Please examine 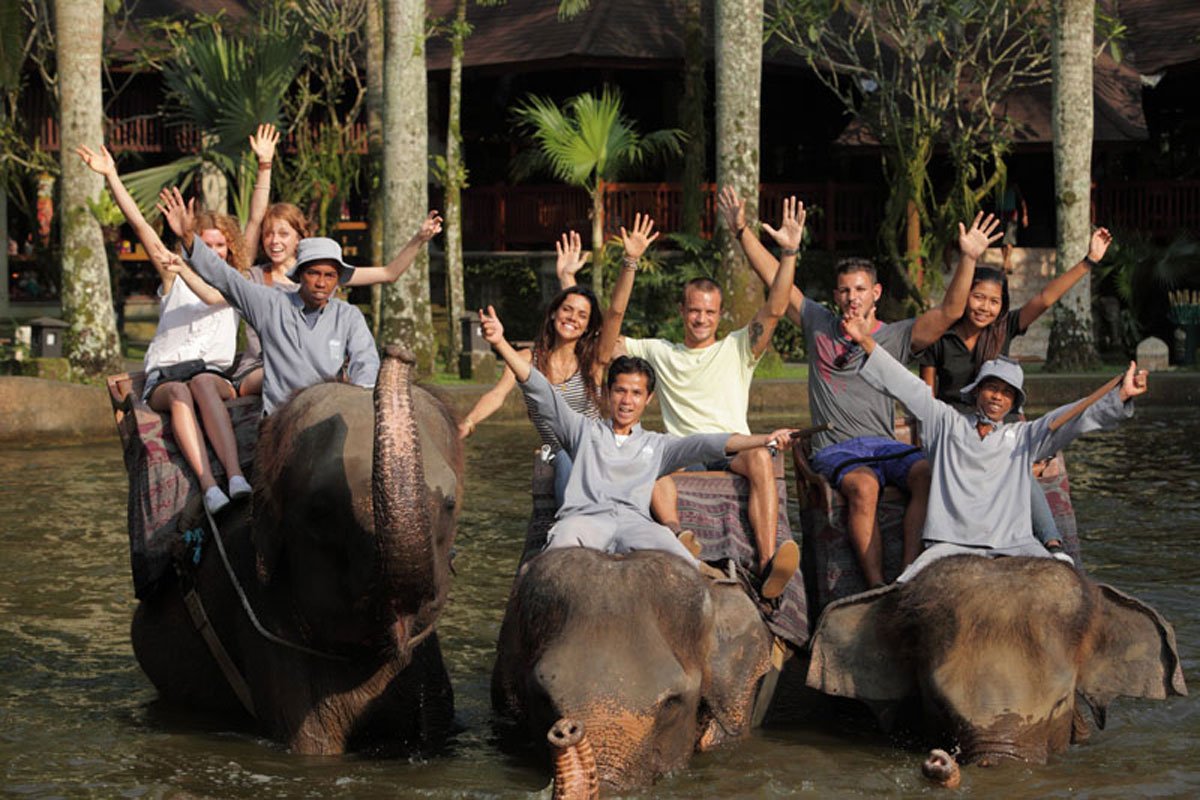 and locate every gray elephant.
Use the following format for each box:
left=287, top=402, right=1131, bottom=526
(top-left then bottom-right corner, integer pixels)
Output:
left=131, top=346, right=462, bottom=754
left=492, top=547, right=774, bottom=794
left=806, top=554, right=1186, bottom=778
